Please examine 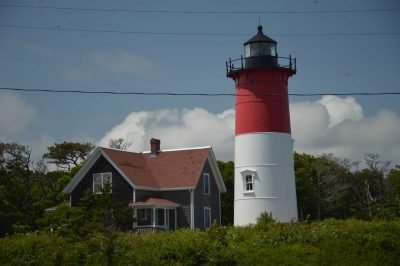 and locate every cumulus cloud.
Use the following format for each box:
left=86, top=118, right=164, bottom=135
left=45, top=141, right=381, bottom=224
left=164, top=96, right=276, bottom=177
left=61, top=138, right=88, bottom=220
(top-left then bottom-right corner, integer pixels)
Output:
left=0, top=92, right=35, bottom=137
left=291, top=96, right=400, bottom=163
left=98, top=108, right=235, bottom=161
left=318, top=95, right=364, bottom=126
left=99, top=96, right=400, bottom=164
